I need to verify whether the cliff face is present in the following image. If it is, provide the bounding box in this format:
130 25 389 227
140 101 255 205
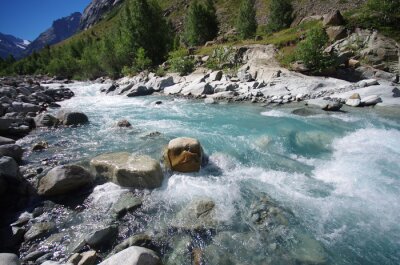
25 12 82 55
79 0 123 30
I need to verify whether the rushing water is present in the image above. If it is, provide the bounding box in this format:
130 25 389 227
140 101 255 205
18 82 400 265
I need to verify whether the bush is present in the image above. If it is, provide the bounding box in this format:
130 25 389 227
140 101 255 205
267 0 293 33
183 0 219 46
295 26 337 73
366 0 400 26
206 46 237 70
168 49 195 76
236 0 257 39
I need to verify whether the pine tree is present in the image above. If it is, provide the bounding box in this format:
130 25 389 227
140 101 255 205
267 0 293 33
236 0 257 39
184 0 219 46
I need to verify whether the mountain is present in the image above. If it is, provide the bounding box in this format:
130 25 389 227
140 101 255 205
79 0 123 30
25 12 82 55
0 33 30 59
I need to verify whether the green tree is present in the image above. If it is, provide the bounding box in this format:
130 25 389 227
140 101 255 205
366 0 400 25
184 0 219 46
295 26 336 73
119 0 172 67
267 0 293 33
236 0 257 39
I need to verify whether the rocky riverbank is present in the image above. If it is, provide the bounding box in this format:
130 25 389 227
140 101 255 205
100 44 400 111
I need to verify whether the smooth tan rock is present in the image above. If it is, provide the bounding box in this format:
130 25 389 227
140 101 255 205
164 137 203 173
90 152 163 189
349 93 361 99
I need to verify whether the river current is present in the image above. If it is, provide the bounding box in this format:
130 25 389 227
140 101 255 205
18 82 400 265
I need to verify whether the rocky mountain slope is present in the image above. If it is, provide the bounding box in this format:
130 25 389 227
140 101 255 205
78 0 368 32
0 33 30 59
79 0 123 30
25 12 82 55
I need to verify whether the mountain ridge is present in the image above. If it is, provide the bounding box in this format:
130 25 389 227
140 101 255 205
0 32 30 59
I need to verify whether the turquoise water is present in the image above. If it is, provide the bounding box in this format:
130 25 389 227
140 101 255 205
19 82 400 264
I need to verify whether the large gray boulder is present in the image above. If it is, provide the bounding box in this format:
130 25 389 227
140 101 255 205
0 144 23 162
146 76 174 91
85 225 118 248
0 253 21 265
24 222 56 242
57 111 89 126
99 246 161 265
90 152 163 189
127 86 154 97
37 165 94 196
181 82 213 96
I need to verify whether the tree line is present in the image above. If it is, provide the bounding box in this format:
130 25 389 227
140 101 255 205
0 0 293 79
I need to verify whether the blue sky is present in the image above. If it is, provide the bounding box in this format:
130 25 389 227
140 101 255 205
0 0 91 41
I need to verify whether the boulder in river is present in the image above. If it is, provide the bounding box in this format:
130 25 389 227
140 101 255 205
361 95 382 106
24 222 56 242
34 113 59 127
322 101 342 111
127 86 154 97
116 119 132 128
37 165 94 196
57 111 89 126
85 225 118 249
0 253 21 265
99 246 161 265
32 141 49 151
163 137 204 173
172 198 218 232
345 93 361 107
90 152 163 189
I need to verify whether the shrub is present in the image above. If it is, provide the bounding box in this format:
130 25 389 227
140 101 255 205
295 26 337 73
168 49 195 76
206 46 237 70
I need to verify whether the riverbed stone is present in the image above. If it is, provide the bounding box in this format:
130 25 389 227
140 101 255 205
116 119 132 128
57 111 89 126
68 250 97 265
172 198 217 232
32 141 49 151
85 225 118 248
0 136 15 145
37 165 94 196
24 222 56 241
34 113 59 127
361 95 382 106
127 85 154 97
112 192 142 218
0 144 23 162
322 101 342 111
99 246 161 265
164 137 204 173
0 253 21 265
112 234 156 255
90 152 163 189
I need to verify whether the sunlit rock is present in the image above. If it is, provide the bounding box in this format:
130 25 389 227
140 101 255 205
163 137 204 173
99 246 161 265
90 152 163 189
37 165 94 196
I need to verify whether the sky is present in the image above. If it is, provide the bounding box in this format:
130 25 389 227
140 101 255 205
0 0 91 41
